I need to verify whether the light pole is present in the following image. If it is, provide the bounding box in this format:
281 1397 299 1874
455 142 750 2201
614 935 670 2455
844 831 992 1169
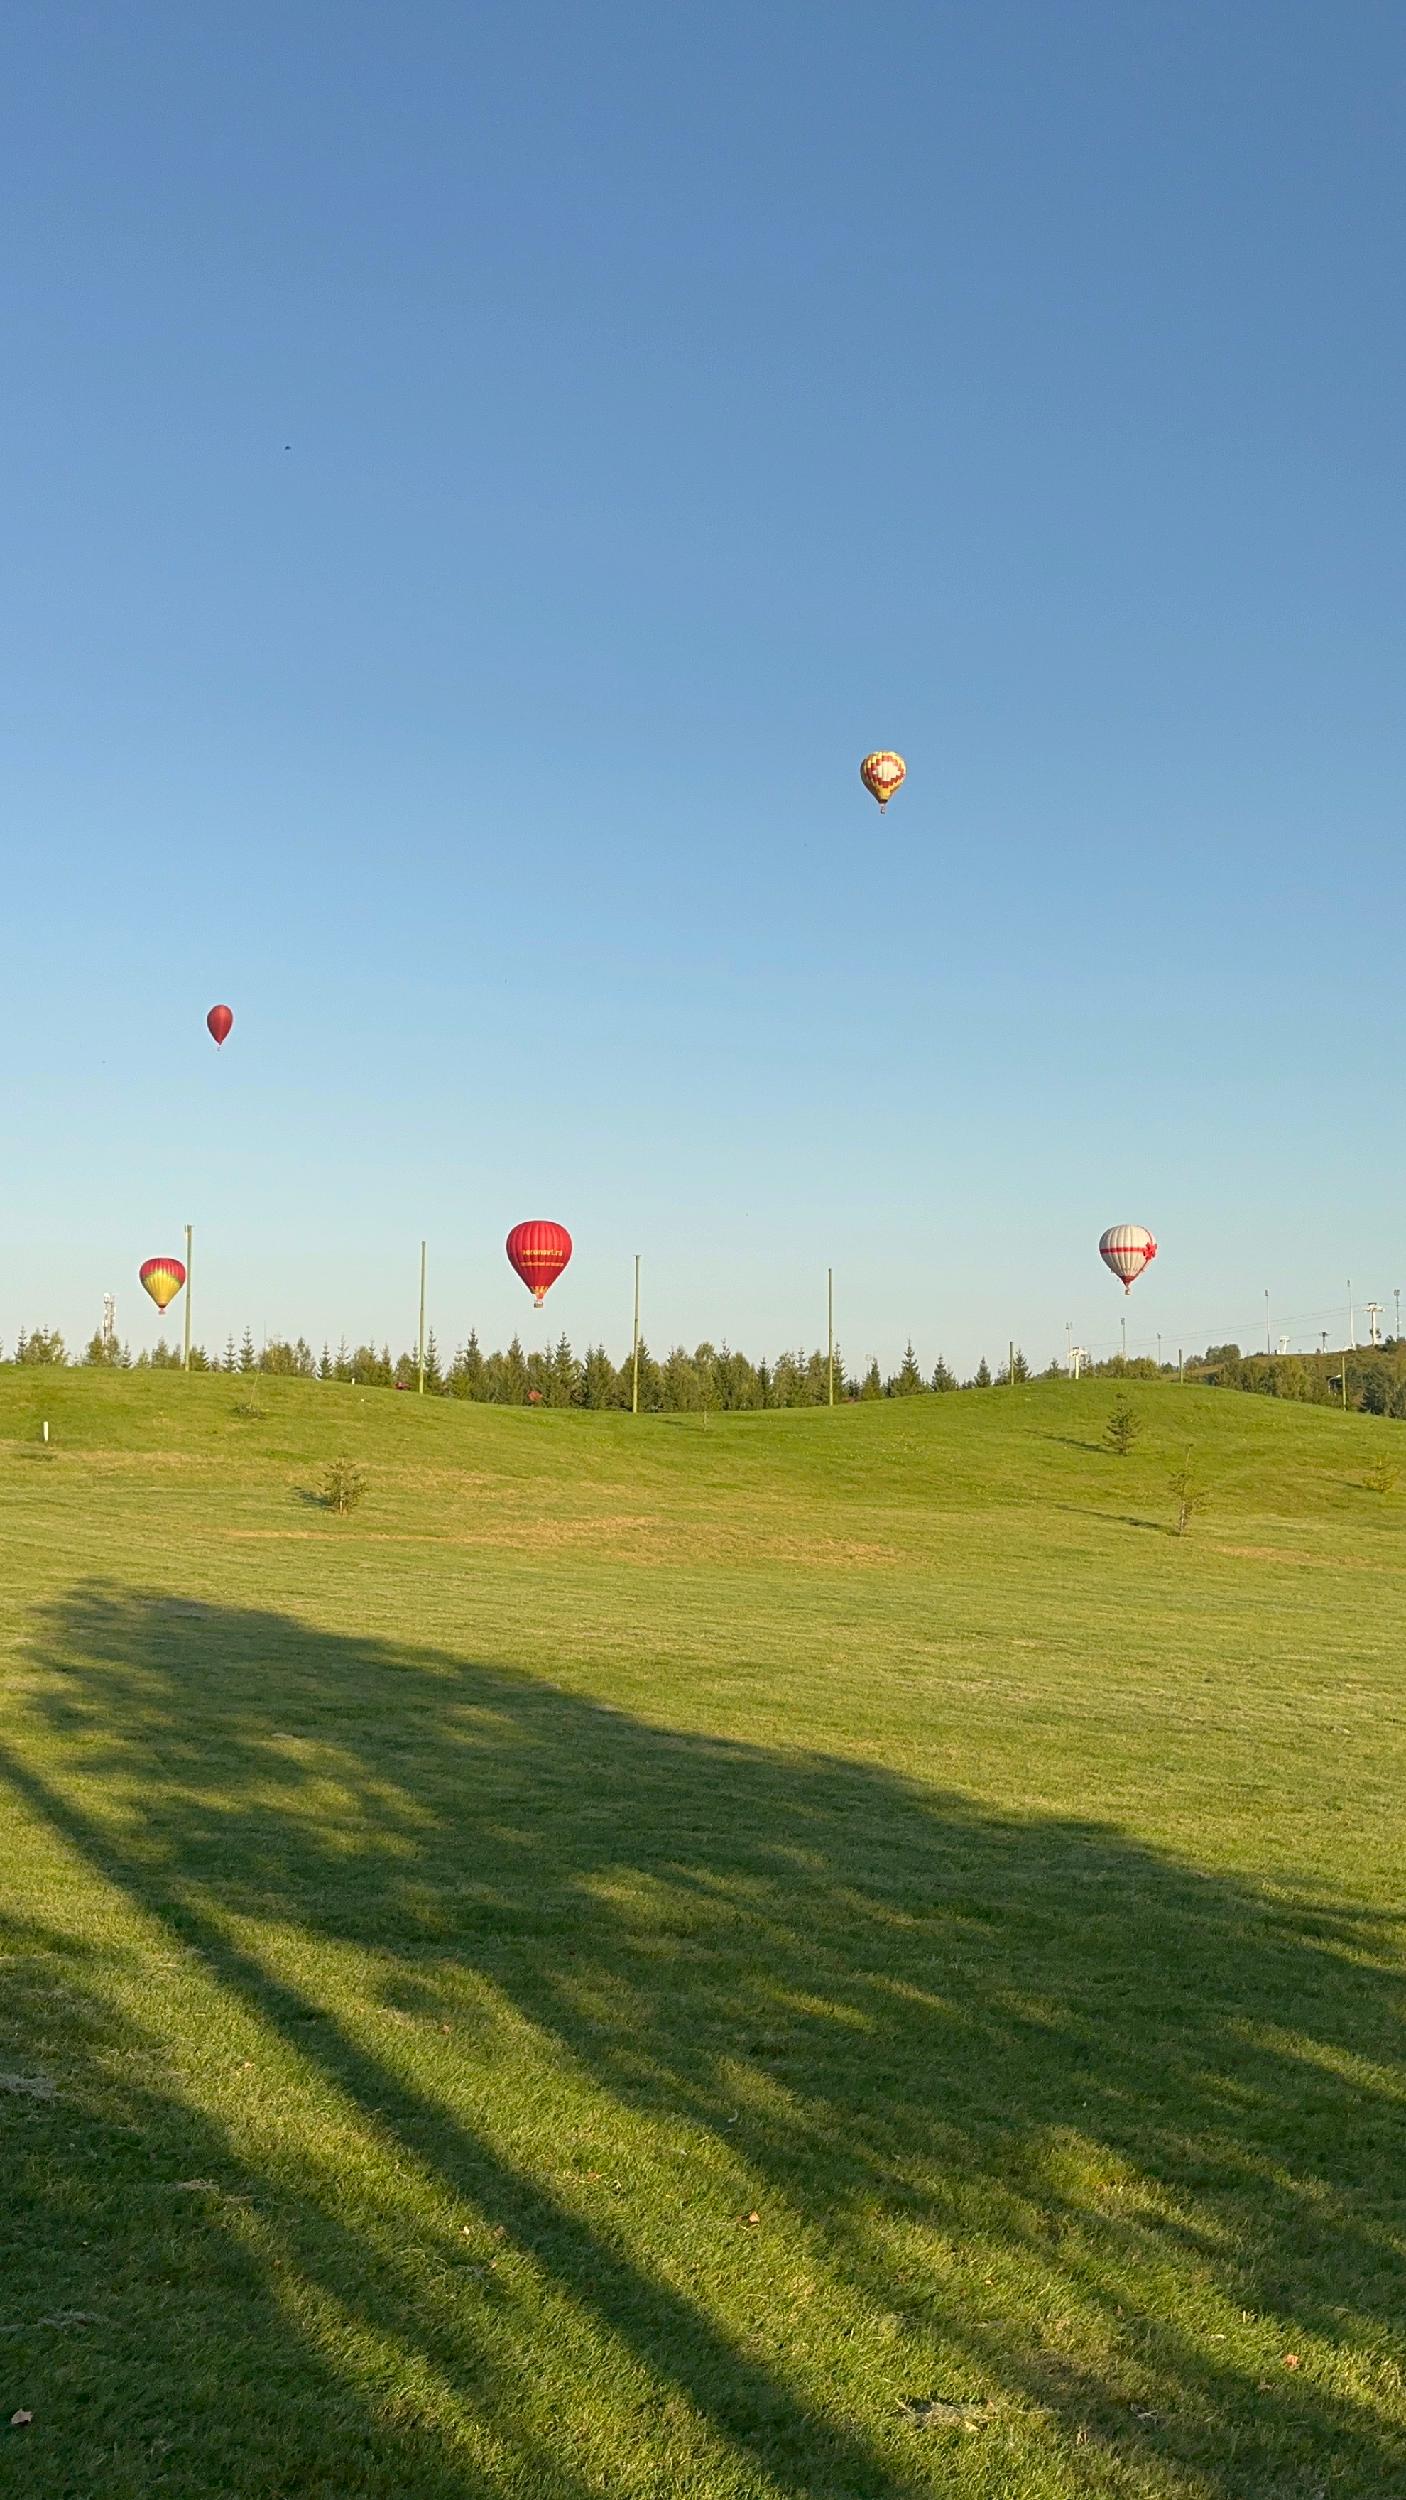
631 1255 641 1415
1396 1287 1401 1344
183 1224 193 1372
827 1267 835 1408
1264 1287 1271 1356
417 1240 427 1393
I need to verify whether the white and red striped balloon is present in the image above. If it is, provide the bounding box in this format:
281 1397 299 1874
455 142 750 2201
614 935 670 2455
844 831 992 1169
1099 1224 1157 1293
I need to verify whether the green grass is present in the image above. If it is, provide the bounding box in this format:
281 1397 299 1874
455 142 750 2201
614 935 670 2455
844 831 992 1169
1 1368 1403 2498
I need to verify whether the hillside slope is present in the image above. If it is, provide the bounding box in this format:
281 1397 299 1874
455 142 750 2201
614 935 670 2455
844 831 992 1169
1 1370 1403 2498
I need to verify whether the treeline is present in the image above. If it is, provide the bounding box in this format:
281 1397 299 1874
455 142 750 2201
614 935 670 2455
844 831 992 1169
15 1323 1405 1414
12 1325 1062 1406
1188 1340 1406 1418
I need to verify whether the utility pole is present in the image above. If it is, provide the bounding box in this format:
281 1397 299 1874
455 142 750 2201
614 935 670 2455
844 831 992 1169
1156 1331 1162 1370
417 1240 427 1393
1178 1347 1184 1384
1396 1287 1402 1344
183 1224 193 1372
1008 1338 1015 1386
631 1254 641 1415
1348 1279 1355 1350
1264 1287 1271 1356
827 1267 835 1408
1120 1313 1127 1361
1065 1320 1073 1377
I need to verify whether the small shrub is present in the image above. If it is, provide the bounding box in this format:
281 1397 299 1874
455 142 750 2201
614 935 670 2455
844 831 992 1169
1104 1395 1143 1458
1168 1450 1209 1536
231 1395 265 1421
321 1458 368 1516
1363 1453 1399 1496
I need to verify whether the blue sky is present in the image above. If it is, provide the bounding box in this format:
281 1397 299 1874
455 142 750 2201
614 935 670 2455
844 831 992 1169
2 1 1403 1371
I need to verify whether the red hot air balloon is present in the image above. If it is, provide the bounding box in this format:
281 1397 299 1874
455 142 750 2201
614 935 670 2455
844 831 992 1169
139 1256 187 1312
1099 1224 1157 1293
506 1221 572 1307
207 1005 234 1047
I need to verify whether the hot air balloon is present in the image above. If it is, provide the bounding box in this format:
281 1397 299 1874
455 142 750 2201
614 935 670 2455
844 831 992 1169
139 1256 187 1312
506 1221 572 1308
860 751 906 809
207 1005 234 1047
1099 1225 1157 1293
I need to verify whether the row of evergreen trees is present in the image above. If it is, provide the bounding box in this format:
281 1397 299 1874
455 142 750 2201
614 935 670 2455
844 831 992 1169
13 1324 1053 1405
15 1323 1405 1414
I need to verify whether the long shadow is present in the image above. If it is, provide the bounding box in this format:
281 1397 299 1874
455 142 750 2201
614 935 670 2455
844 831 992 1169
5 1584 1405 2497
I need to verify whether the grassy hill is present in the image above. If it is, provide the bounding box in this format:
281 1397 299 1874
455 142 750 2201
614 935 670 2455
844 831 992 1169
2 1371 1403 2498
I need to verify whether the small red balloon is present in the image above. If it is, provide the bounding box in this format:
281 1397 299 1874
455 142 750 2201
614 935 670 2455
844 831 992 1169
506 1221 573 1307
207 1005 234 1047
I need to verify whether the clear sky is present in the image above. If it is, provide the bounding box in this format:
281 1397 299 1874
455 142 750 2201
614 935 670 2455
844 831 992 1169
2 1 1403 1373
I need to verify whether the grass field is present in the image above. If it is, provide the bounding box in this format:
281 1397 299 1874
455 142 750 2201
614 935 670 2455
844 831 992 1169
1 1368 1403 2498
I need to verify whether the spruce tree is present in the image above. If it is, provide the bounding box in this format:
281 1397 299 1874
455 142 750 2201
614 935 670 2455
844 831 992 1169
239 1328 257 1373
548 1333 579 1407
972 1356 992 1388
891 1341 924 1396
581 1343 618 1408
452 1329 486 1399
660 1346 699 1410
859 1358 883 1401
930 1354 957 1392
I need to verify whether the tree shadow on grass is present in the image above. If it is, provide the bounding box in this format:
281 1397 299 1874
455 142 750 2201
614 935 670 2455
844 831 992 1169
4 1583 1405 2498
